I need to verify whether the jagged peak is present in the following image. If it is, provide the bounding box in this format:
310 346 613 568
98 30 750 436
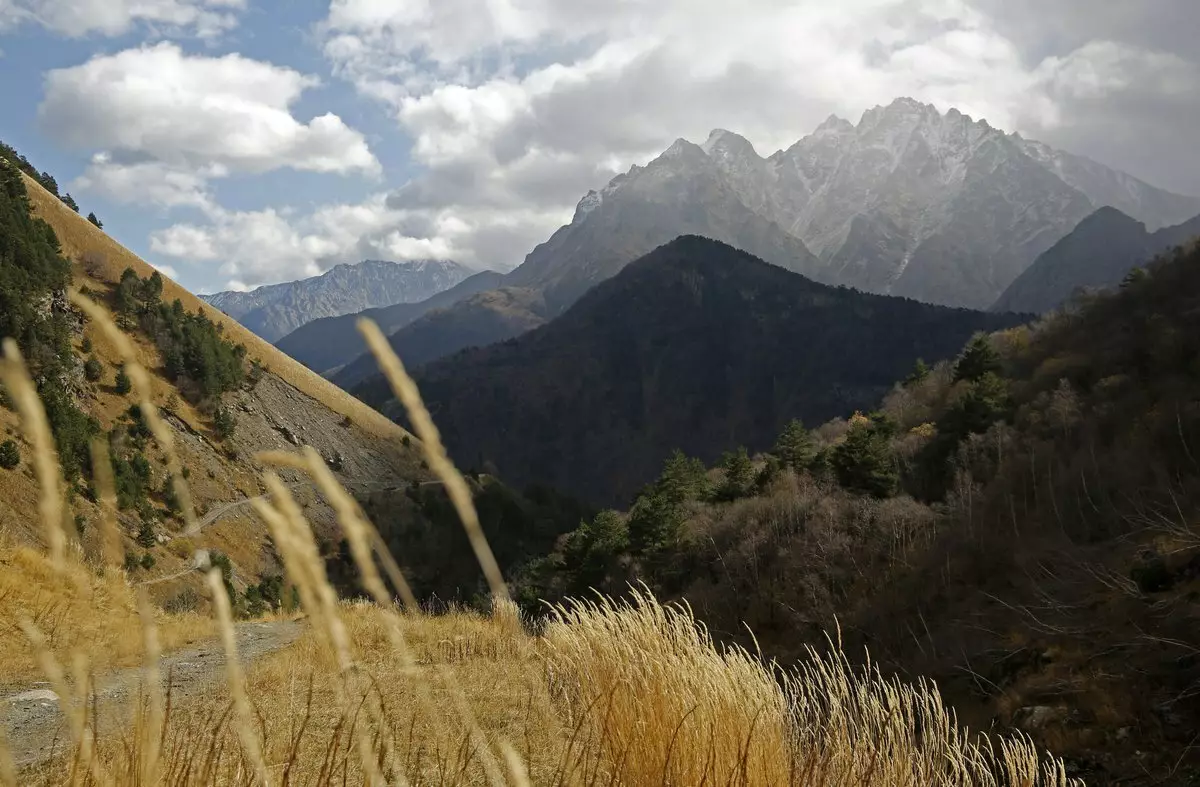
702 128 759 158
662 137 699 158
814 114 854 135
571 189 603 224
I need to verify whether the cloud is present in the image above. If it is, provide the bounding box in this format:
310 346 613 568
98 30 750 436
40 43 380 210
0 0 245 38
147 193 514 291
73 156 219 211
307 0 1200 275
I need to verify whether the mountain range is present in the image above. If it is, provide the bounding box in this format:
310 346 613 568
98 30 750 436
357 236 1028 505
201 258 473 342
992 206 1200 313
281 97 1199 385
274 270 506 375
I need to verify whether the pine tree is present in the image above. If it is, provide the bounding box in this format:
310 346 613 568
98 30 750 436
83 356 103 382
774 419 816 469
830 418 898 498
718 446 754 501
953 334 1002 383
114 367 132 395
656 449 711 504
905 358 931 385
87 212 103 229
628 491 684 555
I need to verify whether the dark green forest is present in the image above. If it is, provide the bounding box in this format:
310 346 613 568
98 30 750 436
0 149 99 480
378 236 1027 505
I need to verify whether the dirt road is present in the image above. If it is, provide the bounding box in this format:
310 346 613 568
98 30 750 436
0 619 303 769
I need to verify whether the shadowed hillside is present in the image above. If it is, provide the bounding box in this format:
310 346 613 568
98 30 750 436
359 236 1027 505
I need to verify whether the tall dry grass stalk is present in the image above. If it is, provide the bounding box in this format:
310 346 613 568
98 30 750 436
357 318 509 601
88 438 124 569
68 291 198 533
206 567 270 785
0 338 67 570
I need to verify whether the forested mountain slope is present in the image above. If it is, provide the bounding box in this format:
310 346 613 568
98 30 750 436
360 236 1026 505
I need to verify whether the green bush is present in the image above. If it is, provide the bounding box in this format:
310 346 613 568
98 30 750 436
81 337 93 353
213 406 237 441
114 368 132 395
83 356 103 382
136 519 156 548
140 552 156 570
0 439 19 470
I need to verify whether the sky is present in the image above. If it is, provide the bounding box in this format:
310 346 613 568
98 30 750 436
1 0 1198 295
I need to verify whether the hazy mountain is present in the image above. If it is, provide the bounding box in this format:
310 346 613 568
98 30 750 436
273 270 505 376
359 236 1027 505
335 138 823 378
201 259 473 342
993 208 1200 314
504 137 822 310
333 287 550 390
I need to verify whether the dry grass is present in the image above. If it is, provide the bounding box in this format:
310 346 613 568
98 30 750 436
0 545 212 686
2 313 1080 785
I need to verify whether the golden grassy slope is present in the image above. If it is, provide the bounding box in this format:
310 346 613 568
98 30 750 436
22 173 408 442
0 546 212 688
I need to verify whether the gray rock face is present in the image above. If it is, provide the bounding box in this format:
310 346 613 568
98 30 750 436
505 137 821 311
201 259 473 341
566 97 1200 309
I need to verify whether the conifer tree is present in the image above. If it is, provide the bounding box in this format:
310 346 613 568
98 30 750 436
953 334 1002 383
774 419 816 469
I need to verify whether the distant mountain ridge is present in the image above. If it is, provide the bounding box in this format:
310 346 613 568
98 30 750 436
359 236 1029 505
201 259 473 341
274 270 506 375
272 97 1199 384
992 207 1200 314
332 286 550 390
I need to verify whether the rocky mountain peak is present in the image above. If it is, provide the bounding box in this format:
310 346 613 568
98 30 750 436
702 129 760 161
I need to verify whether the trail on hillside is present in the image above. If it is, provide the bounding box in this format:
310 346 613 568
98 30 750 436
136 479 405 586
0 620 303 769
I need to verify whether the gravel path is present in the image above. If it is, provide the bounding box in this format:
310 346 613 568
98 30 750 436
0 619 304 769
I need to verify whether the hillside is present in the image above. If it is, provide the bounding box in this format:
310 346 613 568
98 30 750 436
511 238 1200 784
201 258 472 342
274 270 505 375
333 286 550 390
361 236 1026 505
993 206 1200 313
1 155 428 625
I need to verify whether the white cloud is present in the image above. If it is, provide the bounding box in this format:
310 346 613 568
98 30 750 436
40 43 380 212
148 194 515 290
308 0 1200 274
73 155 219 211
0 0 245 38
